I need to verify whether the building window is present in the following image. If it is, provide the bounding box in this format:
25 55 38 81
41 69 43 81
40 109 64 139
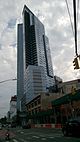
31 103 33 107
29 105 30 108
28 111 31 115
35 108 37 113
46 93 49 96
35 101 37 106
38 107 41 112
27 106 28 110
32 110 34 114
37 99 40 104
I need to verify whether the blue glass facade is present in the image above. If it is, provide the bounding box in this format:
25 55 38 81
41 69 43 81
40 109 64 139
23 5 55 88
17 5 55 111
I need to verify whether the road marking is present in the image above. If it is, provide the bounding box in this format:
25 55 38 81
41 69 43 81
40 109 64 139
55 134 62 137
32 135 39 138
41 138 46 140
19 132 34 135
17 138 29 142
40 135 45 137
13 139 18 142
49 137 55 138
17 130 21 132
21 131 24 134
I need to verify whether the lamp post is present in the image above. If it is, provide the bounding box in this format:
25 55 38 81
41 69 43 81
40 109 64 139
0 78 17 84
0 78 17 119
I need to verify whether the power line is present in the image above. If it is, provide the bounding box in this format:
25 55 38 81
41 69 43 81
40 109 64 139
73 0 78 56
77 0 79 27
76 0 79 55
65 0 75 38
65 0 80 56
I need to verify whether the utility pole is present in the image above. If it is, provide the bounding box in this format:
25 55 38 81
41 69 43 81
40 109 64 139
73 0 80 69
73 0 78 56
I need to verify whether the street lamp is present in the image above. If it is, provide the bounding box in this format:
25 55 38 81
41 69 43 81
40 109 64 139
0 78 17 84
0 78 17 119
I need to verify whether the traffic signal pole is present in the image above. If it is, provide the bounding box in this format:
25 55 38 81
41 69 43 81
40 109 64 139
73 0 78 56
73 0 80 69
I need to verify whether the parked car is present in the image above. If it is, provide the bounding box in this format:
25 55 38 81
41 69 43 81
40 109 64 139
62 117 80 137
11 123 16 128
0 124 2 130
22 123 31 129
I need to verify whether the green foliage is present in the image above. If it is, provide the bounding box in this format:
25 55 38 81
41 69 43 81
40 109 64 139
0 116 7 124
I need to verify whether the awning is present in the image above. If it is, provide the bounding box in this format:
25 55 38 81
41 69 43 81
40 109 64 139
51 91 80 106
27 109 53 118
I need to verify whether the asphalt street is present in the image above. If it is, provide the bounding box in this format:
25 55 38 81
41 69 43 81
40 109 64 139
0 127 80 142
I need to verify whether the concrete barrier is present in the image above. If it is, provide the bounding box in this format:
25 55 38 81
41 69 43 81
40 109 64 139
55 124 62 128
31 123 61 128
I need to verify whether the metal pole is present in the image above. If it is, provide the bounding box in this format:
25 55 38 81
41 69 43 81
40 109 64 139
54 107 57 124
0 78 17 84
73 0 78 56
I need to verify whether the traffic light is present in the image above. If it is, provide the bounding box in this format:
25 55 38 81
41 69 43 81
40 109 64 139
73 57 79 69
78 55 80 67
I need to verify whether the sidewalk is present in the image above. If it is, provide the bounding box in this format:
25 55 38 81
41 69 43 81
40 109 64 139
0 129 15 139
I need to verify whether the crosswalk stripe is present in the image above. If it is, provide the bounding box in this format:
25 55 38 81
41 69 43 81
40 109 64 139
32 135 39 138
13 139 18 142
41 138 46 140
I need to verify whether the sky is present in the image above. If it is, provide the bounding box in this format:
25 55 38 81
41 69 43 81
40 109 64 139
0 0 80 118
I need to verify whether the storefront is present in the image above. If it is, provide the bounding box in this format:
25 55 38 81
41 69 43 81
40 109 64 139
26 90 80 125
51 90 80 124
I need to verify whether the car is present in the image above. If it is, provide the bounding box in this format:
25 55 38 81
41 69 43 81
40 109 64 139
22 123 31 129
11 123 16 128
0 124 2 130
62 117 80 137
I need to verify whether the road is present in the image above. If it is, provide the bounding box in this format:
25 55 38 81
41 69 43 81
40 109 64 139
0 127 80 142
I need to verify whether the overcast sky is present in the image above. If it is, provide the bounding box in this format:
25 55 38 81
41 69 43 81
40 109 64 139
0 0 80 118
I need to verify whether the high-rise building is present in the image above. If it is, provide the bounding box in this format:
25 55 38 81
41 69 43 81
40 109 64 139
17 5 55 111
17 24 24 111
24 65 46 103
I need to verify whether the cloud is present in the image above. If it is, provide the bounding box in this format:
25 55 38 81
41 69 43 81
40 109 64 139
0 44 2 50
7 18 17 29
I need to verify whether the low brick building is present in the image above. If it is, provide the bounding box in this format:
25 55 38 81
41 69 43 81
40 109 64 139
52 90 80 124
26 92 63 124
26 79 80 125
